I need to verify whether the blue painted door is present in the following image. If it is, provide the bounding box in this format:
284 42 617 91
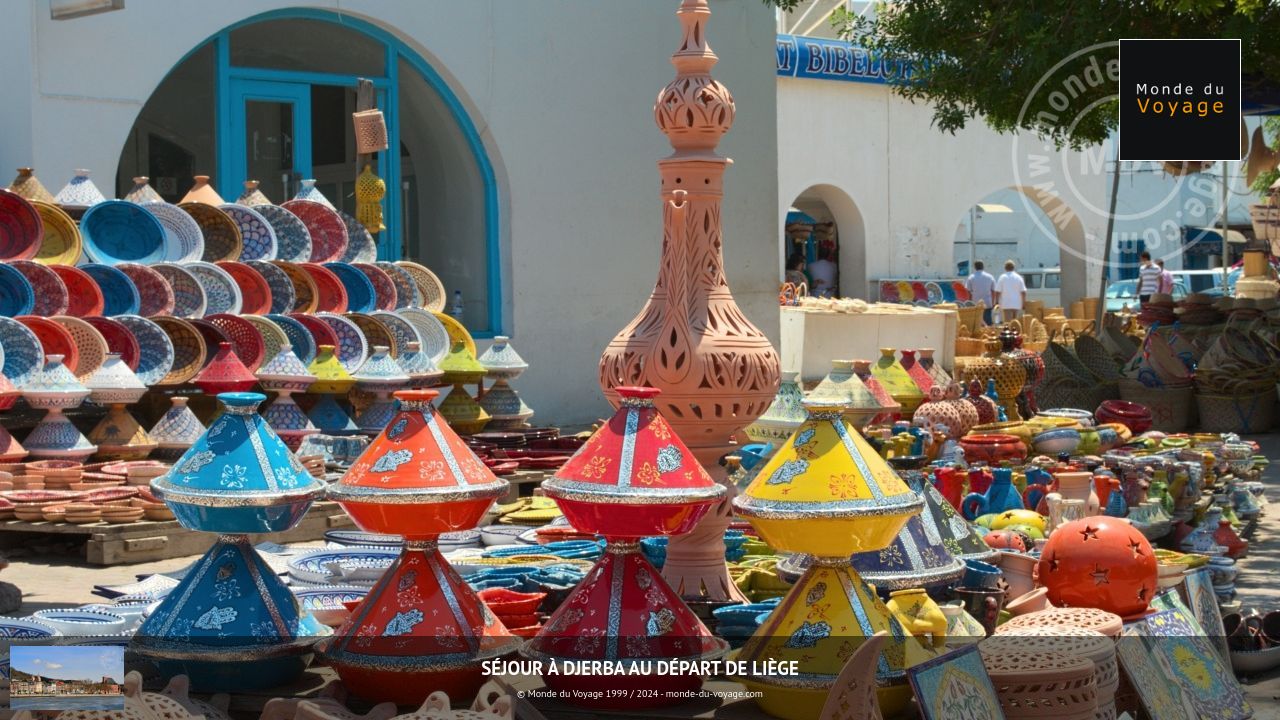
228 79 312 204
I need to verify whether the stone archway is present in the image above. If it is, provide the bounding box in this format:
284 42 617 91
785 183 867 298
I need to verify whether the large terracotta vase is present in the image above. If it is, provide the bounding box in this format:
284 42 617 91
597 0 780 603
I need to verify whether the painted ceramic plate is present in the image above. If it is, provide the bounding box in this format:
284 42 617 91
375 261 419 309
181 202 243 262
140 201 204 263
266 313 317 366
315 312 368 373
151 317 206 386
0 316 44 387
83 317 141 371
432 310 477 357
215 260 272 315
353 263 397 311
338 209 377 264
246 260 296 315
395 261 446 312
50 265 104 318
344 313 395 356
48 316 108 381
369 310 422 358
282 199 348 263
186 318 229 368
10 260 68 317
151 263 206 319
395 308 451 364
16 316 77 377
81 264 140 317
242 315 290 369
205 313 267 372
300 262 348 313
219 203 277 261
113 315 176 385
30 200 81 266
0 188 42 261
324 262 376 314
287 548 399 586
80 200 167 264
253 204 311 263
116 262 175 317
183 261 242 316
271 261 319 313
0 264 35 318
288 313 340 355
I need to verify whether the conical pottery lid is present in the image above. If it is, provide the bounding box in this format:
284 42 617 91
180 175 226 205
256 345 316 387
755 371 807 425
307 394 360 434
149 396 205 448
193 342 258 395
870 348 924 408
396 341 442 382
135 536 320 658
478 380 533 420
525 548 727 665
85 353 147 404
542 386 725 505
10 168 56 204
308 345 354 394
478 335 527 378
292 179 334 209
353 346 409 385
25 412 95 457
330 389 507 506
237 180 272 206
321 541 519 669
151 392 324 508
438 383 490 429
852 359 902 418
438 341 487 384
808 360 882 424
124 177 164 204
89 405 154 450
23 354 90 404
733 399 922 556
54 169 106 210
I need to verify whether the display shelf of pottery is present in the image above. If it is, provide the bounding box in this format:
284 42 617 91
85 353 156 461
525 387 728 709
257 345 319 451
396 340 442 389
134 392 328 691
351 346 409 436
437 341 490 434
148 397 205 463
306 345 359 435
320 388 516 705
477 336 534 430
23 355 96 461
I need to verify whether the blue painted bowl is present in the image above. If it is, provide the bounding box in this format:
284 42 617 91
81 200 167 264
81 263 140 316
323 262 376 314
1032 427 1082 455
0 618 58 679
0 263 34 317
961 559 1002 590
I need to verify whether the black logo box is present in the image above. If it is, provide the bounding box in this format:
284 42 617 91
1119 38 1241 161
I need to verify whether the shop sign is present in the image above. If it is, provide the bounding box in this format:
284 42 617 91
776 34 915 85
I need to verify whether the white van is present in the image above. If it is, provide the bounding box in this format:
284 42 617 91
1021 268 1061 306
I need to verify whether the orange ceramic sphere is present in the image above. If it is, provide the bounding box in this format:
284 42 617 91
983 529 1028 553
1037 516 1157 619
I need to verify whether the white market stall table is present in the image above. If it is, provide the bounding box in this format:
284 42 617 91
780 304 958 384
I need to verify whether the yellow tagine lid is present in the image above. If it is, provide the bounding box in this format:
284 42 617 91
870 348 925 411
307 345 354 394
733 399 922 557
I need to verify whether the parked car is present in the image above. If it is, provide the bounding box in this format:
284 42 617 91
1104 279 1189 312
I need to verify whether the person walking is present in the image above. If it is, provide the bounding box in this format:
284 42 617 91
1156 258 1174 295
965 261 996 325
1136 252 1161 305
995 260 1027 322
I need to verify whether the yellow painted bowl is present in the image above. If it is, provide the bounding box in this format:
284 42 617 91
989 508 1047 532
746 514 913 557
1026 415 1079 434
738 678 912 720
1100 422 1133 444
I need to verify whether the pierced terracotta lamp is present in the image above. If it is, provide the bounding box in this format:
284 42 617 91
526 386 728 709
319 389 517 705
733 399 928 720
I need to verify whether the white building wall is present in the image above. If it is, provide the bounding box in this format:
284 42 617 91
0 0 780 428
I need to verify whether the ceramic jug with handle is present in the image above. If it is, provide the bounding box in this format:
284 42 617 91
932 467 964 512
962 467 1024 521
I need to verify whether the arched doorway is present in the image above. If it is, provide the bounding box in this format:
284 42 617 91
783 184 866 298
114 10 503 335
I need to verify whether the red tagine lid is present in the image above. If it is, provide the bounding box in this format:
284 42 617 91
542 386 725 506
192 342 258 395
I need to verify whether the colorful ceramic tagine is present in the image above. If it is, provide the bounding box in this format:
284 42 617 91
395 341 443 388
257 346 318 451
194 342 258 395
136 392 327 691
10 167 56 204
306 345 359 435
899 349 935 395
871 348 925 417
808 359 882 428
917 348 951 387
852 359 902 424
85 353 156 461
180 175 226 205
321 389 517 705
528 387 728 708
124 176 164 204
1214 518 1249 559
477 335 527 379
1037 516 1158 620
54 169 106 212
352 346 410 435
437 341 490 435
733 399 926 719
886 588 947 649
149 396 205 462
745 370 806 445
477 336 533 430
24 354 97 461
292 179 334 209
238 180 272 206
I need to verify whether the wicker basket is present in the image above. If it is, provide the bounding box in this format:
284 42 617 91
956 326 993 356
1039 377 1114 412
957 304 984 332
1118 378 1194 432
353 109 390 154
1043 331 1096 385
1195 391 1277 434
1075 334 1123 381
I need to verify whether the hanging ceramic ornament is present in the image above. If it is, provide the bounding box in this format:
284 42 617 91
149 396 205 462
23 354 96 461
478 336 533 430
355 165 386 234
437 341 490 434
352 346 409 435
320 389 516 704
307 345 358 435
807 360 882 428
86 353 156 460
257 345 318 450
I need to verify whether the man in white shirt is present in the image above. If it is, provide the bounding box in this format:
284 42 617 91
965 261 996 325
807 247 837 298
995 260 1027 321
1136 251 1162 304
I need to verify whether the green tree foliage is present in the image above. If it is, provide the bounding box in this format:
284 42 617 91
766 0 1280 150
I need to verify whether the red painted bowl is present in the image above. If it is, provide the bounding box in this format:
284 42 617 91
958 433 1027 465
205 313 266 372
0 189 43 261
83 317 140 370
552 496 716 539
117 262 175 317
1094 399 1152 435
289 312 340 349
50 265 104 317
16 316 78 374
215 260 273 315
282 200 348 264
352 262 398 311
10 260 67 316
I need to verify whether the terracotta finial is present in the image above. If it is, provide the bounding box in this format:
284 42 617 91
655 0 734 156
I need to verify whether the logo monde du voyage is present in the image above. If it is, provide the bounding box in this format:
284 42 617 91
1119 39 1240 161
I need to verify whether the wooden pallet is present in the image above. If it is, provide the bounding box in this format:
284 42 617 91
0 502 356 565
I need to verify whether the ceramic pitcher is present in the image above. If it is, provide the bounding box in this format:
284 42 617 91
962 467 1024 521
886 589 947 649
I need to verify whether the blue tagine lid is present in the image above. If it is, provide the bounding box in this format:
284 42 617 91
151 392 325 534
352 345 409 388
